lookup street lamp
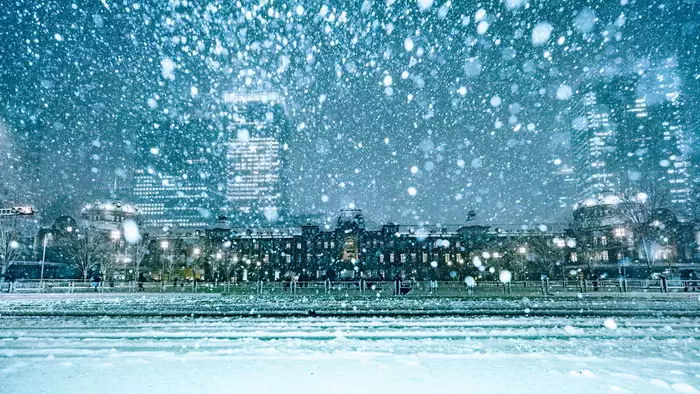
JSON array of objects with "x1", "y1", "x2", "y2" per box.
[
  {"x1": 516, "y1": 245, "x2": 528, "y2": 281},
  {"x1": 613, "y1": 227, "x2": 630, "y2": 288},
  {"x1": 215, "y1": 251, "x2": 223, "y2": 284},
  {"x1": 110, "y1": 229, "x2": 121, "y2": 241},
  {"x1": 109, "y1": 230, "x2": 121, "y2": 283},
  {"x1": 614, "y1": 227, "x2": 626, "y2": 239},
  {"x1": 160, "y1": 240, "x2": 169, "y2": 283},
  {"x1": 554, "y1": 237, "x2": 567, "y2": 286},
  {"x1": 40, "y1": 232, "x2": 52, "y2": 285}
]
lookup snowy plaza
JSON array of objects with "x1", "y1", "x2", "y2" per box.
[{"x1": 0, "y1": 294, "x2": 699, "y2": 393}]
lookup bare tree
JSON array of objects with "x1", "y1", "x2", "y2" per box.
[
  {"x1": 100, "y1": 253, "x2": 117, "y2": 283},
  {"x1": 69, "y1": 226, "x2": 109, "y2": 282},
  {"x1": 130, "y1": 236, "x2": 150, "y2": 281},
  {"x1": 165, "y1": 246, "x2": 179, "y2": 280},
  {"x1": 526, "y1": 237, "x2": 562, "y2": 277},
  {"x1": 159, "y1": 238, "x2": 185, "y2": 280},
  {"x1": 0, "y1": 218, "x2": 22, "y2": 281},
  {"x1": 618, "y1": 186, "x2": 672, "y2": 268}
]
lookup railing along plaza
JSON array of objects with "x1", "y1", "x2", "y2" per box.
[{"x1": 2, "y1": 278, "x2": 698, "y2": 295}]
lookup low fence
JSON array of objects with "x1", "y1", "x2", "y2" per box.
[{"x1": 1, "y1": 278, "x2": 699, "y2": 296}]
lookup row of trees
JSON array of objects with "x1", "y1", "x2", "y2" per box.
[
  {"x1": 0, "y1": 218, "x2": 151, "y2": 282},
  {"x1": 65, "y1": 226, "x2": 150, "y2": 282}
]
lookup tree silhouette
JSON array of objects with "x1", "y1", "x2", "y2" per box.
[
  {"x1": 69, "y1": 226, "x2": 110, "y2": 282},
  {"x1": 618, "y1": 185, "x2": 673, "y2": 268},
  {"x1": 0, "y1": 218, "x2": 22, "y2": 281}
]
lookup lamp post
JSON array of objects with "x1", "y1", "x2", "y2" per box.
[
  {"x1": 614, "y1": 227, "x2": 628, "y2": 291},
  {"x1": 40, "y1": 232, "x2": 52, "y2": 285},
  {"x1": 215, "y1": 251, "x2": 223, "y2": 285},
  {"x1": 110, "y1": 229, "x2": 121, "y2": 261},
  {"x1": 517, "y1": 245, "x2": 527, "y2": 281},
  {"x1": 553, "y1": 237, "x2": 567, "y2": 287},
  {"x1": 109, "y1": 230, "x2": 121, "y2": 285},
  {"x1": 160, "y1": 240, "x2": 169, "y2": 286}
]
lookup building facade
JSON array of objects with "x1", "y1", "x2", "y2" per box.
[
  {"x1": 572, "y1": 90, "x2": 620, "y2": 202},
  {"x1": 145, "y1": 210, "x2": 572, "y2": 282},
  {"x1": 569, "y1": 198, "x2": 695, "y2": 278},
  {"x1": 79, "y1": 200, "x2": 140, "y2": 232}
]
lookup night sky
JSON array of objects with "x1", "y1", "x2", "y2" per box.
[{"x1": 1, "y1": 0, "x2": 698, "y2": 226}]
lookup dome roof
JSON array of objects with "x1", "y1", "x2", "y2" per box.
[
  {"x1": 573, "y1": 194, "x2": 622, "y2": 210},
  {"x1": 81, "y1": 200, "x2": 139, "y2": 215}
]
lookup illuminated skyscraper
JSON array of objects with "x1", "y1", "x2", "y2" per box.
[
  {"x1": 132, "y1": 118, "x2": 228, "y2": 229},
  {"x1": 572, "y1": 58, "x2": 695, "y2": 219},
  {"x1": 617, "y1": 58, "x2": 694, "y2": 218},
  {"x1": 571, "y1": 91, "x2": 620, "y2": 202},
  {"x1": 221, "y1": 93, "x2": 290, "y2": 225}
]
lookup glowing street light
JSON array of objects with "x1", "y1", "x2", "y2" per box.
[
  {"x1": 40, "y1": 232, "x2": 52, "y2": 284},
  {"x1": 553, "y1": 237, "x2": 566, "y2": 248},
  {"x1": 160, "y1": 240, "x2": 170, "y2": 283},
  {"x1": 110, "y1": 229, "x2": 121, "y2": 241},
  {"x1": 614, "y1": 228, "x2": 626, "y2": 238}
]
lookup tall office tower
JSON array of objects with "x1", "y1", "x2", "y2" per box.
[
  {"x1": 618, "y1": 58, "x2": 694, "y2": 219},
  {"x1": 221, "y1": 93, "x2": 290, "y2": 225},
  {"x1": 572, "y1": 58, "x2": 695, "y2": 219},
  {"x1": 133, "y1": 118, "x2": 228, "y2": 229},
  {"x1": 571, "y1": 90, "x2": 620, "y2": 203},
  {"x1": 553, "y1": 161, "x2": 576, "y2": 211}
]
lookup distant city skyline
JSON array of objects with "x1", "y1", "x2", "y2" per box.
[
  {"x1": 1, "y1": 1, "x2": 698, "y2": 226},
  {"x1": 132, "y1": 93, "x2": 290, "y2": 229}
]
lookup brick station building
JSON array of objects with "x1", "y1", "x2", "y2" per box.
[{"x1": 152, "y1": 209, "x2": 571, "y2": 283}]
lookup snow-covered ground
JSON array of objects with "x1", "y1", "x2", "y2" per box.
[{"x1": 0, "y1": 296, "x2": 699, "y2": 393}]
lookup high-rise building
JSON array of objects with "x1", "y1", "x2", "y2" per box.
[
  {"x1": 571, "y1": 90, "x2": 620, "y2": 202},
  {"x1": 132, "y1": 93, "x2": 290, "y2": 229},
  {"x1": 133, "y1": 118, "x2": 228, "y2": 229},
  {"x1": 221, "y1": 93, "x2": 290, "y2": 225},
  {"x1": 618, "y1": 59, "x2": 694, "y2": 219},
  {"x1": 572, "y1": 58, "x2": 695, "y2": 219},
  {"x1": 553, "y1": 161, "x2": 576, "y2": 210}
]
